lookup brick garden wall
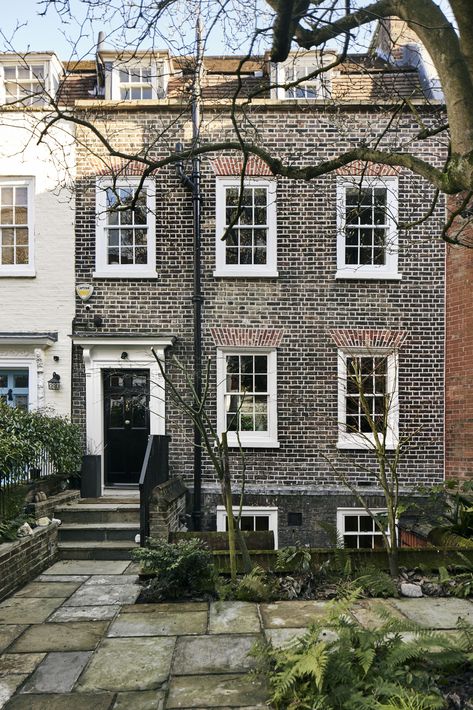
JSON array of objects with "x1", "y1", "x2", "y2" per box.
[
  {"x1": 149, "y1": 478, "x2": 188, "y2": 540},
  {"x1": 0, "y1": 523, "x2": 59, "y2": 601},
  {"x1": 72, "y1": 101, "x2": 446, "y2": 532}
]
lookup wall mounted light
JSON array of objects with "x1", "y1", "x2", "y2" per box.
[{"x1": 48, "y1": 372, "x2": 61, "y2": 391}]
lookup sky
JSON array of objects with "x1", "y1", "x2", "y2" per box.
[{"x1": 1, "y1": 0, "x2": 454, "y2": 61}]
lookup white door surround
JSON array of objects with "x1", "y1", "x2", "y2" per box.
[{"x1": 73, "y1": 336, "x2": 175, "y2": 494}]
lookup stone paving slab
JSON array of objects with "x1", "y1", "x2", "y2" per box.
[
  {"x1": 0, "y1": 598, "x2": 64, "y2": 625},
  {"x1": 42, "y1": 561, "x2": 130, "y2": 576},
  {"x1": 0, "y1": 674, "x2": 29, "y2": 708},
  {"x1": 260, "y1": 600, "x2": 329, "y2": 628},
  {"x1": 121, "y1": 602, "x2": 208, "y2": 614},
  {"x1": 34, "y1": 575, "x2": 90, "y2": 584},
  {"x1": 48, "y1": 605, "x2": 119, "y2": 623},
  {"x1": 350, "y1": 599, "x2": 406, "y2": 629},
  {"x1": 4, "y1": 692, "x2": 115, "y2": 709},
  {"x1": 107, "y1": 609, "x2": 208, "y2": 638},
  {"x1": 0, "y1": 627, "x2": 27, "y2": 655},
  {"x1": 123, "y1": 562, "x2": 141, "y2": 575},
  {"x1": 76, "y1": 636, "x2": 176, "y2": 692},
  {"x1": 65, "y1": 584, "x2": 141, "y2": 607},
  {"x1": 209, "y1": 602, "x2": 261, "y2": 634},
  {"x1": 83, "y1": 575, "x2": 139, "y2": 586},
  {"x1": 172, "y1": 634, "x2": 258, "y2": 675},
  {"x1": 10, "y1": 622, "x2": 109, "y2": 653},
  {"x1": 0, "y1": 654, "x2": 45, "y2": 678},
  {"x1": 20, "y1": 652, "x2": 92, "y2": 694},
  {"x1": 166, "y1": 674, "x2": 268, "y2": 709},
  {"x1": 264, "y1": 627, "x2": 308, "y2": 648},
  {"x1": 113, "y1": 689, "x2": 165, "y2": 709},
  {"x1": 14, "y1": 583, "x2": 81, "y2": 599},
  {"x1": 390, "y1": 597, "x2": 473, "y2": 628}
]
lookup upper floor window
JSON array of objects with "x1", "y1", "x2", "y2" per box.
[
  {"x1": 102, "y1": 53, "x2": 170, "y2": 100},
  {"x1": 271, "y1": 51, "x2": 333, "y2": 100},
  {"x1": 336, "y1": 176, "x2": 399, "y2": 279},
  {"x1": 0, "y1": 178, "x2": 34, "y2": 277},
  {"x1": 94, "y1": 178, "x2": 157, "y2": 279},
  {"x1": 0, "y1": 55, "x2": 61, "y2": 107},
  {"x1": 214, "y1": 178, "x2": 277, "y2": 278},
  {"x1": 216, "y1": 348, "x2": 279, "y2": 448},
  {"x1": 337, "y1": 349, "x2": 398, "y2": 450}
]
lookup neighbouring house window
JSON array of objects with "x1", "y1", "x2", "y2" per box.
[
  {"x1": 270, "y1": 51, "x2": 333, "y2": 100},
  {"x1": 336, "y1": 176, "x2": 399, "y2": 279},
  {"x1": 0, "y1": 369, "x2": 29, "y2": 410},
  {"x1": 336, "y1": 508, "x2": 388, "y2": 549},
  {"x1": 0, "y1": 179, "x2": 34, "y2": 276},
  {"x1": 214, "y1": 178, "x2": 277, "y2": 277},
  {"x1": 216, "y1": 349, "x2": 279, "y2": 448},
  {"x1": 216, "y1": 506, "x2": 279, "y2": 548},
  {"x1": 103, "y1": 57, "x2": 169, "y2": 100},
  {"x1": 119, "y1": 66, "x2": 153, "y2": 99},
  {"x1": 0, "y1": 57, "x2": 61, "y2": 106},
  {"x1": 337, "y1": 349, "x2": 398, "y2": 449},
  {"x1": 94, "y1": 178, "x2": 157, "y2": 278}
]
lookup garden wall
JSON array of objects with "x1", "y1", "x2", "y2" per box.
[
  {"x1": 0, "y1": 523, "x2": 59, "y2": 601},
  {"x1": 149, "y1": 477, "x2": 188, "y2": 540}
]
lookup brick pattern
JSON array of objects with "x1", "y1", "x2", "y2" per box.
[
  {"x1": 211, "y1": 156, "x2": 273, "y2": 176},
  {"x1": 149, "y1": 478, "x2": 188, "y2": 540},
  {"x1": 0, "y1": 524, "x2": 58, "y2": 601},
  {"x1": 71, "y1": 103, "x2": 446, "y2": 520},
  {"x1": 336, "y1": 161, "x2": 400, "y2": 176},
  {"x1": 210, "y1": 327, "x2": 283, "y2": 348},
  {"x1": 329, "y1": 328, "x2": 408, "y2": 349},
  {"x1": 446, "y1": 195, "x2": 473, "y2": 479}
]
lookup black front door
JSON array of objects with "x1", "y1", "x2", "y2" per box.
[{"x1": 103, "y1": 369, "x2": 150, "y2": 486}]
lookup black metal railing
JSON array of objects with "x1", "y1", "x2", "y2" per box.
[
  {"x1": 0, "y1": 449, "x2": 57, "y2": 521},
  {"x1": 139, "y1": 434, "x2": 170, "y2": 546}
]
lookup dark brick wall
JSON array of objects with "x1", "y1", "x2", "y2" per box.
[
  {"x1": 0, "y1": 524, "x2": 58, "y2": 601},
  {"x1": 72, "y1": 103, "x2": 446, "y2": 533}
]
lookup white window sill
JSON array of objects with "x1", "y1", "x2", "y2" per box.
[
  {"x1": 227, "y1": 436, "x2": 280, "y2": 449},
  {"x1": 335, "y1": 269, "x2": 401, "y2": 281},
  {"x1": 0, "y1": 267, "x2": 36, "y2": 277},
  {"x1": 93, "y1": 270, "x2": 158, "y2": 280},
  {"x1": 213, "y1": 269, "x2": 279, "y2": 279},
  {"x1": 337, "y1": 434, "x2": 397, "y2": 451}
]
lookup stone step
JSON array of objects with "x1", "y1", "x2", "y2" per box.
[
  {"x1": 58, "y1": 523, "x2": 139, "y2": 543},
  {"x1": 57, "y1": 541, "x2": 138, "y2": 561},
  {"x1": 55, "y1": 504, "x2": 140, "y2": 525}
]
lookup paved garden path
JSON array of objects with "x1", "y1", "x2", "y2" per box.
[{"x1": 2, "y1": 560, "x2": 473, "y2": 709}]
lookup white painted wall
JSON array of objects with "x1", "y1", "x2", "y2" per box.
[{"x1": 0, "y1": 113, "x2": 75, "y2": 417}]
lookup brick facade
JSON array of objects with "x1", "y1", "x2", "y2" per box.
[
  {"x1": 0, "y1": 524, "x2": 59, "y2": 601},
  {"x1": 70, "y1": 97, "x2": 446, "y2": 541}
]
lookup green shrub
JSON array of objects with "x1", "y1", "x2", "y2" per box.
[
  {"x1": 252, "y1": 594, "x2": 472, "y2": 709},
  {"x1": 132, "y1": 537, "x2": 217, "y2": 600}
]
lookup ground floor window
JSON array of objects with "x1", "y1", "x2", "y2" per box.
[
  {"x1": 0, "y1": 369, "x2": 29, "y2": 409},
  {"x1": 336, "y1": 508, "x2": 387, "y2": 549},
  {"x1": 216, "y1": 505, "x2": 279, "y2": 548}
]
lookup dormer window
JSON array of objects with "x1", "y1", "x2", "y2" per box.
[
  {"x1": 270, "y1": 51, "x2": 334, "y2": 100},
  {"x1": 101, "y1": 52, "x2": 171, "y2": 100},
  {"x1": 0, "y1": 55, "x2": 61, "y2": 107}
]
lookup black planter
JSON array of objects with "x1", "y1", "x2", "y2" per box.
[{"x1": 81, "y1": 455, "x2": 101, "y2": 498}]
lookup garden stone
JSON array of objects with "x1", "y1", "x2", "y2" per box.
[
  {"x1": 401, "y1": 583, "x2": 423, "y2": 598},
  {"x1": 121, "y1": 602, "x2": 208, "y2": 614},
  {"x1": 0, "y1": 597, "x2": 64, "y2": 624},
  {"x1": 20, "y1": 651, "x2": 92, "y2": 693},
  {"x1": 209, "y1": 601, "x2": 260, "y2": 634},
  {"x1": 34, "y1": 575, "x2": 89, "y2": 583},
  {"x1": 0, "y1": 653, "x2": 45, "y2": 677},
  {"x1": 42, "y1": 560, "x2": 129, "y2": 575},
  {"x1": 48, "y1": 605, "x2": 119, "y2": 622},
  {"x1": 83, "y1": 575, "x2": 139, "y2": 586},
  {"x1": 10, "y1": 621, "x2": 109, "y2": 653},
  {"x1": 76, "y1": 637, "x2": 176, "y2": 692},
  {"x1": 107, "y1": 609, "x2": 207, "y2": 637},
  {"x1": 0, "y1": 626, "x2": 28, "y2": 653},
  {"x1": 391, "y1": 598, "x2": 473, "y2": 628},
  {"x1": 172, "y1": 635, "x2": 258, "y2": 675},
  {"x1": 112, "y1": 690, "x2": 165, "y2": 709},
  {"x1": 4, "y1": 693, "x2": 115, "y2": 709},
  {"x1": 166, "y1": 674, "x2": 268, "y2": 708},
  {"x1": 260, "y1": 600, "x2": 329, "y2": 628},
  {"x1": 14, "y1": 582, "x2": 81, "y2": 599},
  {"x1": 0, "y1": 674, "x2": 30, "y2": 707},
  {"x1": 17, "y1": 523, "x2": 33, "y2": 537},
  {"x1": 64, "y1": 583, "x2": 141, "y2": 607},
  {"x1": 36, "y1": 518, "x2": 51, "y2": 527}
]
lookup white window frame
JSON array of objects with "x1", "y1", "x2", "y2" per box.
[
  {"x1": 270, "y1": 51, "x2": 333, "y2": 100},
  {"x1": 94, "y1": 177, "x2": 157, "y2": 279},
  {"x1": 216, "y1": 505, "x2": 279, "y2": 548},
  {"x1": 214, "y1": 177, "x2": 278, "y2": 278},
  {"x1": 106, "y1": 59, "x2": 167, "y2": 100},
  {"x1": 0, "y1": 177, "x2": 35, "y2": 277},
  {"x1": 337, "y1": 348, "x2": 399, "y2": 450},
  {"x1": 0, "y1": 56, "x2": 61, "y2": 106},
  {"x1": 0, "y1": 357, "x2": 38, "y2": 411},
  {"x1": 336, "y1": 176, "x2": 400, "y2": 280},
  {"x1": 336, "y1": 507, "x2": 392, "y2": 549},
  {"x1": 216, "y1": 347, "x2": 279, "y2": 448}
]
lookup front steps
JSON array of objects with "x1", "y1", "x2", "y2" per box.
[{"x1": 54, "y1": 501, "x2": 140, "y2": 560}]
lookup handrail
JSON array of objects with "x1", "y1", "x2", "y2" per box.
[{"x1": 138, "y1": 434, "x2": 170, "y2": 546}]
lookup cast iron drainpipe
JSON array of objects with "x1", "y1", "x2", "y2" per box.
[{"x1": 176, "y1": 143, "x2": 203, "y2": 532}]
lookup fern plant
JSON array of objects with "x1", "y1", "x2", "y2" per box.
[{"x1": 252, "y1": 593, "x2": 472, "y2": 709}]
